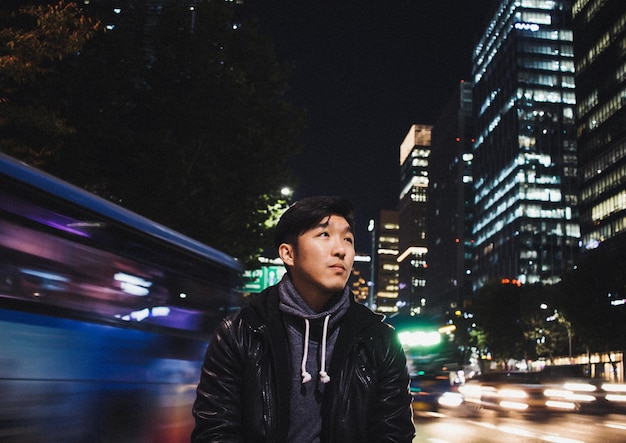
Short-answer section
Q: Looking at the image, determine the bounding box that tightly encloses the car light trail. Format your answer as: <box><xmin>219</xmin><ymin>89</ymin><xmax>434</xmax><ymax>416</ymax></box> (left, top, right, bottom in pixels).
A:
<box><xmin>471</xmin><ymin>421</ymin><xmax>586</xmax><ymax>443</ymax></box>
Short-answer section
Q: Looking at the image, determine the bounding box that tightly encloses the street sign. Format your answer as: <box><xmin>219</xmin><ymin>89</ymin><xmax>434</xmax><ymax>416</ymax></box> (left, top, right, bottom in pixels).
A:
<box><xmin>240</xmin><ymin>265</ymin><xmax>286</xmax><ymax>293</ymax></box>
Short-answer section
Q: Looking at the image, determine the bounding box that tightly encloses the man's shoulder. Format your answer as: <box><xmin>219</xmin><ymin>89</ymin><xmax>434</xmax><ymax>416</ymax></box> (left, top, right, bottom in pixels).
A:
<box><xmin>347</xmin><ymin>299</ymin><xmax>385</xmax><ymax>321</ymax></box>
<box><xmin>237</xmin><ymin>284</ymin><xmax>281</xmax><ymax>326</ymax></box>
<box><xmin>345</xmin><ymin>300</ymin><xmax>396</xmax><ymax>336</ymax></box>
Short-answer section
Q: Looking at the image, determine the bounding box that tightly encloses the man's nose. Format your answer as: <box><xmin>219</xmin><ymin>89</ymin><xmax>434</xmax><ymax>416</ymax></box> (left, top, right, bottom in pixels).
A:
<box><xmin>332</xmin><ymin>236</ymin><xmax>346</xmax><ymax>257</ymax></box>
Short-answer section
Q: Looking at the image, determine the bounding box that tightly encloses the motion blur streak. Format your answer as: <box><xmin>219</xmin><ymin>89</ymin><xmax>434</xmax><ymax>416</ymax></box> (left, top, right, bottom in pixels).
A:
<box><xmin>0</xmin><ymin>153</ymin><xmax>243</xmax><ymax>442</ymax></box>
<box><xmin>471</xmin><ymin>421</ymin><xmax>586</xmax><ymax>443</ymax></box>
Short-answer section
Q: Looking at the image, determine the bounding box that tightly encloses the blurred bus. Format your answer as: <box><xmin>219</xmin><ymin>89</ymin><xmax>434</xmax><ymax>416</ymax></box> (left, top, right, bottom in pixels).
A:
<box><xmin>0</xmin><ymin>153</ymin><xmax>243</xmax><ymax>442</ymax></box>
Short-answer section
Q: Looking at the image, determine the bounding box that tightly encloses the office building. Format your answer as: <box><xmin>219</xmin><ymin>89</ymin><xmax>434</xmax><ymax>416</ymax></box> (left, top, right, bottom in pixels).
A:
<box><xmin>350</xmin><ymin>254</ymin><xmax>372</xmax><ymax>304</ymax></box>
<box><xmin>374</xmin><ymin>209</ymin><xmax>400</xmax><ymax>313</ymax></box>
<box><xmin>429</xmin><ymin>81</ymin><xmax>475</xmax><ymax>315</ymax></box>
<box><xmin>471</xmin><ymin>0</ymin><xmax>580</xmax><ymax>289</ymax></box>
<box><xmin>573</xmin><ymin>0</ymin><xmax>626</xmax><ymax>252</ymax></box>
<box><xmin>398</xmin><ymin>124</ymin><xmax>431</xmax><ymax>314</ymax></box>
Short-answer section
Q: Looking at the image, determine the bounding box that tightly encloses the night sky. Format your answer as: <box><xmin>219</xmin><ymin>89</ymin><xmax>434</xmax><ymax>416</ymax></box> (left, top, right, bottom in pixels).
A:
<box><xmin>248</xmin><ymin>1</ymin><xmax>494</xmax><ymax>248</ymax></box>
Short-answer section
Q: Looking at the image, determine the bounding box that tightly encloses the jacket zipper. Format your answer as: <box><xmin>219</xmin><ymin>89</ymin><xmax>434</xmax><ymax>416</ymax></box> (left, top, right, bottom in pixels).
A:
<box><xmin>258</xmin><ymin>325</ymin><xmax>276</xmax><ymax>438</ymax></box>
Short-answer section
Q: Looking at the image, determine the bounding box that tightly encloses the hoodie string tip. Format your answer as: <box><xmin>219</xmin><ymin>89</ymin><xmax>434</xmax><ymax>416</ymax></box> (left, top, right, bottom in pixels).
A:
<box><xmin>319</xmin><ymin>371</ymin><xmax>330</xmax><ymax>384</ymax></box>
<box><xmin>301</xmin><ymin>315</ymin><xmax>332</xmax><ymax>385</ymax></box>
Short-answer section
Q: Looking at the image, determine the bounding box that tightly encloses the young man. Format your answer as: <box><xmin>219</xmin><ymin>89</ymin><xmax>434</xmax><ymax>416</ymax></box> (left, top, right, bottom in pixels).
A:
<box><xmin>192</xmin><ymin>196</ymin><xmax>414</xmax><ymax>442</ymax></box>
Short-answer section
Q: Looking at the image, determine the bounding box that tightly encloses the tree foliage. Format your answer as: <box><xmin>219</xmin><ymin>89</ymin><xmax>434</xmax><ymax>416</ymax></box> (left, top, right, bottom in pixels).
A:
<box><xmin>130</xmin><ymin>2</ymin><xmax>304</xmax><ymax>263</ymax></box>
<box><xmin>470</xmin><ymin>281</ymin><xmax>528</xmax><ymax>363</ymax></box>
<box><xmin>469</xmin><ymin>281</ymin><xmax>573</xmax><ymax>364</ymax></box>
<box><xmin>557</xmin><ymin>243</ymin><xmax>626</xmax><ymax>353</ymax></box>
<box><xmin>0</xmin><ymin>1</ymin><xmax>305</xmax><ymax>264</ymax></box>
<box><xmin>0</xmin><ymin>1</ymin><xmax>101</xmax><ymax>165</ymax></box>
<box><xmin>520</xmin><ymin>285</ymin><xmax>572</xmax><ymax>362</ymax></box>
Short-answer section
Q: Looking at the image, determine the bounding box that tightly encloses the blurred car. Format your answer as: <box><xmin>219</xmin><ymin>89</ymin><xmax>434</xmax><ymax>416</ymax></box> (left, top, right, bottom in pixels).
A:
<box><xmin>539</xmin><ymin>365</ymin><xmax>610</xmax><ymax>413</ymax></box>
<box><xmin>410</xmin><ymin>373</ymin><xmax>460</xmax><ymax>413</ymax></box>
<box><xmin>459</xmin><ymin>367</ymin><xmax>614</xmax><ymax>415</ymax></box>
<box><xmin>600</xmin><ymin>381</ymin><xmax>626</xmax><ymax>412</ymax></box>
<box><xmin>459</xmin><ymin>371</ymin><xmax>549</xmax><ymax>414</ymax></box>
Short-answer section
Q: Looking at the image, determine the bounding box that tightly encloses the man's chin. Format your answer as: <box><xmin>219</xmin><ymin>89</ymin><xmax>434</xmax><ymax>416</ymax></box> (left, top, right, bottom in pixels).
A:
<box><xmin>328</xmin><ymin>283</ymin><xmax>349</xmax><ymax>294</ymax></box>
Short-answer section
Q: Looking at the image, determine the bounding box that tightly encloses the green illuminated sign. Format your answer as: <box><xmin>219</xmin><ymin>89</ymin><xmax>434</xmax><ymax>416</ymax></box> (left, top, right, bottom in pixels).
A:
<box><xmin>398</xmin><ymin>330</ymin><xmax>442</xmax><ymax>348</ymax></box>
<box><xmin>240</xmin><ymin>266</ymin><xmax>286</xmax><ymax>293</ymax></box>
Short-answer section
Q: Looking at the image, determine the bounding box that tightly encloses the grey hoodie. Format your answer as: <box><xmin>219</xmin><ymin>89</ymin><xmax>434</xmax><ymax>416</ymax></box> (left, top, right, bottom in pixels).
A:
<box><xmin>277</xmin><ymin>275</ymin><xmax>350</xmax><ymax>443</ymax></box>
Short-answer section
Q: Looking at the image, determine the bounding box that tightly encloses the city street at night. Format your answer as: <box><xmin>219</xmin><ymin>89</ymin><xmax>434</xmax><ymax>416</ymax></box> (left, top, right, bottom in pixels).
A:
<box><xmin>412</xmin><ymin>409</ymin><xmax>626</xmax><ymax>443</ymax></box>
<box><xmin>3</xmin><ymin>0</ymin><xmax>626</xmax><ymax>441</ymax></box>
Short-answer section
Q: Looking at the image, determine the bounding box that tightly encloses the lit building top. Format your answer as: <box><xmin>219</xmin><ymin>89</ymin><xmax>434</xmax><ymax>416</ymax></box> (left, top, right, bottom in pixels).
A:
<box><xmin>400</xmin><ymin>124</ymin><xmax>432</xmax><ymax>165</ymax></box>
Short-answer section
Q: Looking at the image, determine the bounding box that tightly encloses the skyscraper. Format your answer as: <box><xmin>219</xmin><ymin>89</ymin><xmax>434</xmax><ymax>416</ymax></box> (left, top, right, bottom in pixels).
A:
<box><xmin>374</xmin><ymin>209</ymin><xmax>400</xmax><ymax>313</ymax></box>
<box><xmin>398</xmin><ymin>124</ymin><xmax>431</xmax><ymax>314</ymax></box>
<box><xmin>574</xmin><ymin>0</ymin><xmax>626</xmax><ymax>252</ymax></box>
<box><xmin>429</xmin><ymin>81</ymin><xmax>475</xmax><ymax>315</ymax></box>
<box><xmin>471</xmin><ymin>0</ymin><xmax>580</xmax><ymax>289</ymax></box>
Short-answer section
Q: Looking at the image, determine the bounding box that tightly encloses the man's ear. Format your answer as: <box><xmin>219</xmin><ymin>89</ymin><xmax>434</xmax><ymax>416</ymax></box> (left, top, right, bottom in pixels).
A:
<box><xmin>278</xmin><ymin>243</ymin><xmax>295</xmax><ymax>267</ymax></box>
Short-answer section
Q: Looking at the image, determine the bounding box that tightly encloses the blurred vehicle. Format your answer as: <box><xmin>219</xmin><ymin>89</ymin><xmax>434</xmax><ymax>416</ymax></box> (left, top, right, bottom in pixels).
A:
<box><xmin>458</xmin><ymin>366</ymin><xmax>620</xmax><ymax>416</ymax></box>
<box><xmin>410</xmin><ymin>372</ymin><xmax>462</xmax><ymax>413</ymax></box>
<box><xmin>459</xmin><ymin>371</ymin><xmax>549</xmax><ymax>415</ymax></box>
<box><xmin>539</xmin><ymin>365</ymin><xmax>610</xmax><ymax>413</ymax></box>
<box><xmin>0</xmin><ymin>153</ymin><xmax>243</xmax><ymax>443</ymax></box>
<box><xmin>600</xmin><ymin>382</ymin><xmax>626</xmax><ymax>411</ymax></box>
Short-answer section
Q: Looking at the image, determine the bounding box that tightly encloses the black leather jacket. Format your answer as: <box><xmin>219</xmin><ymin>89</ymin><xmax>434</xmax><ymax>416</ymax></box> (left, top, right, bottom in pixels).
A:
<box><xmin>192</xmin><ymin>285</ymin><xmax>414</xmax><ymax>442</ymax></box>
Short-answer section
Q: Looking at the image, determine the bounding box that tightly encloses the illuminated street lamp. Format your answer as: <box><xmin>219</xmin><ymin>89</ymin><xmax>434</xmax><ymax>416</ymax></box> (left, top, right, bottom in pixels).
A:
<box><xmin>280</xmin><ymin>187</ymin><xmax>293</xmax><ymax>198</ymax></box>
<box><xmin>368</xmin><ymin>219</ymin><xmax>376</xmax><ymax>310</ymax></box>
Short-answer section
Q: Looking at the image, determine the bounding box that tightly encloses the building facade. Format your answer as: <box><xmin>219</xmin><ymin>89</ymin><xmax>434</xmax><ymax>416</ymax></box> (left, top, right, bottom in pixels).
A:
<box><xmin>573</xmin><ymin>0</ymin><xmax>626</xmax><ymax>252</ymax></box>
<box><xmin>350</xmin><ymin>254</ymin><xmax>372</xmax><ymax>305</ymax></box>
<box><xmin>374</xmin><ymin>209</ymin><xmax>400</xmax><ymax>313</ymax></box>
<box><xmin>398</xmin><ymin>124</ymin><xmax>431</xmax><ymax>315</ymax></box>
<box><xmin>471</xmin><ymin>0</ymin><xmax>580</xmax><ymax>289</ymax></box>
<box><xmin>428</xmin><ymin>81</ymin><xmax>475</xmax><ymax>315</ymax></box>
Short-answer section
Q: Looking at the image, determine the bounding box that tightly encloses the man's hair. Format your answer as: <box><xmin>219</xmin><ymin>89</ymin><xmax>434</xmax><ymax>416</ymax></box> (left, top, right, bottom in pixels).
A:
<box><xmin>273</xmin><ymin>196</ymin><xmax>355</xmax><ymax>251</ymax></box>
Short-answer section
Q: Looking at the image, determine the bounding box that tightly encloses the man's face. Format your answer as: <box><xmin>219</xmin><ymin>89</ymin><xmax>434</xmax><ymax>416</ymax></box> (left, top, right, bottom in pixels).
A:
<box><xmin>281</xmin><ymin>214</ymin><xmax>355</xmax><ymax>305</ymax></box>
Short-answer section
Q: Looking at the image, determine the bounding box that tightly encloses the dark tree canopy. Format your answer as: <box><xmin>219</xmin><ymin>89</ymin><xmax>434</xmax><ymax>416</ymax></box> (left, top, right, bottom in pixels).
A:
<box><xmin>0</xmin><ymin>1</ymin><xmax>101</xmax><ymax>165</ymax></box>
<box><xmin>0</xmin><ymin>1</ymin><xmax>305</xmax><ymax>264</ymax></box>
<box><xmin>557</xmin><ymin>243</ymin><xmax>626</xmax><ymax>353</ymax></box>
<box><xmin>469</xmin><ymin>281</ymin><xmax>573</xmax><ymax>364</ymax></box>
<box><xmin>470</xmin><ymin>281</ymin><xmax>528</xmax><ymax>362</ymax></box>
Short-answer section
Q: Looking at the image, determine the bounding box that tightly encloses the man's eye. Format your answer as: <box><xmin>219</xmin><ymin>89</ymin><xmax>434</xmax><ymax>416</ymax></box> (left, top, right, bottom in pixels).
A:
<box><xmin>345</xmin><ymin>237</ymin><xmax>354</xmax><ymax>244</ymax></box>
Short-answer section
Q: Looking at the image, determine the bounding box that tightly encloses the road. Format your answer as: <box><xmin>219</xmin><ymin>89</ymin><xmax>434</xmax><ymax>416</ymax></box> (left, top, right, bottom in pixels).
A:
<box><xmin>413</xmin><ymin>409</ymin><xmax>626</xmax><ymax>443</ymax></box>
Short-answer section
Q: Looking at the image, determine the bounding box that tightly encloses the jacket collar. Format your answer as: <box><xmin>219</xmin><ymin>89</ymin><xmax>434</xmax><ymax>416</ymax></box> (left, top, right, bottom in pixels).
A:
<box><xmin>245</xmin><ymin>285</ymin><xmax>384</xmax><ymax>333</ymax></box>
<box><xmin>243</xmin><ymin>285</ymin><xmax>386</xmax><ymax>381</ymax></box>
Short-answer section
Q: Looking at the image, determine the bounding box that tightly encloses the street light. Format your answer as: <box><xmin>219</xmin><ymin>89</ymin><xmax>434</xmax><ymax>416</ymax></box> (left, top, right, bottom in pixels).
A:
<box><xmin>368</xmin><ymin>219</ymin><xmax>376</xmax><ymax>310</ymax></box>
<box><xmin>280</xmin><ymin>187</ymin><xmax>293</xmax><ymax>199</ymax></box>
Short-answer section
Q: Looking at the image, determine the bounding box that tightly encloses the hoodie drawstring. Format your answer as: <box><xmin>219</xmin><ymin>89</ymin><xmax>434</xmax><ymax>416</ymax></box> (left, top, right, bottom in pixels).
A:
<box><xmin>319</xmin><ymin>315</ymin><xmax>331</xmax><ymax>383</ymax></box>
<box><xmin>301</xmin><ymin>315</ymin><xmax>331</xmax><ymax>384</ymax></box>
<box><xmin>301</xmin><ymin>319</ymin><xmax>312</xmax><ymax>383</ymax></box>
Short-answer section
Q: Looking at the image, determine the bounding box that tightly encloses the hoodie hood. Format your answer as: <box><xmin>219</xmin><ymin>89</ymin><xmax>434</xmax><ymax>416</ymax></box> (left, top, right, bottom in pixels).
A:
<box><xmin>277</xmin><ymin>274</ymin><xmax>350</xmax><ymax>321</ymax></box>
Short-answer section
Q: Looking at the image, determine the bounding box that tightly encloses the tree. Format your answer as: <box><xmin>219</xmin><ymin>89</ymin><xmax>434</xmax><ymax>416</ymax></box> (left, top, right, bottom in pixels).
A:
<box><xmin>126</xmin><ymin>2</ymin><xmax>304</xmax><ymax>263</ymax></box>
<box><xmin>0</xmin><ymin>1</ymin><xmax>101</xmax><ymax>166</ymax></box>
<box><xmin>520</xmin><ymin>285</ymin><xmax>573</xmax><ymax>362</ymax></box>
<box><xmin>2</xmin><ymin>1</ymin><xmax>305</xmax><ymax>264</ymax></box>
<box><xmin>469</xmin><ymin>280</ymin><xmax>574</xmax><ymax>365</ymax></box>
<box><xmin>557</xmin><ymin>243</ymin><xmax>626</xmax><ymax>353</ymax></box>
<box><xmin>470</xmin><ymin>280</ymin><xmax>528</xmax><ymax>364</ymax></box>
